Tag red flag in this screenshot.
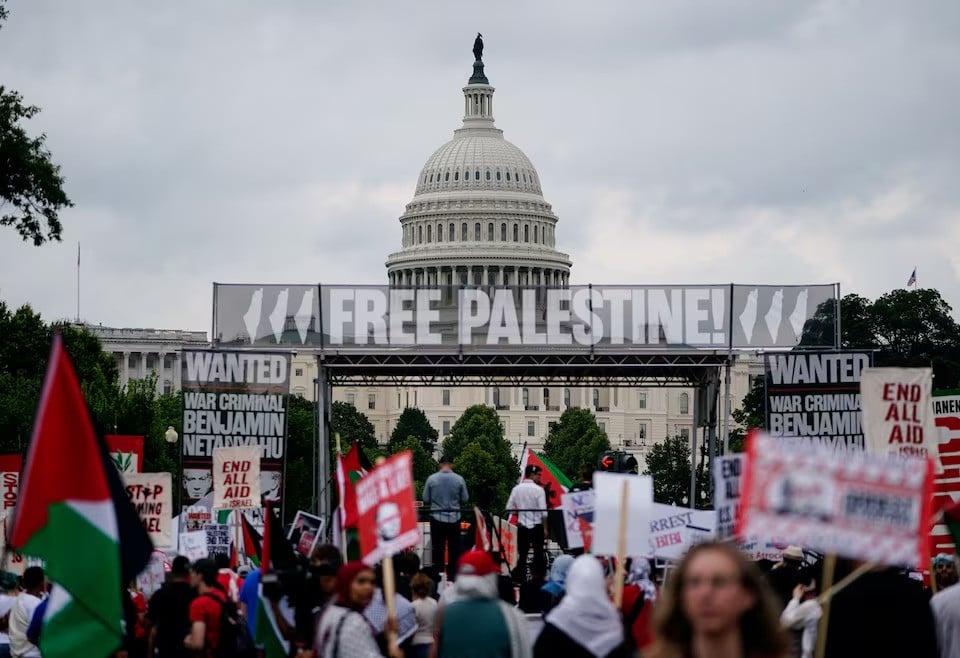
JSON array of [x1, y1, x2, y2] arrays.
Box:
[[520, 449, 573, 510], [336, 444, 365, 528]]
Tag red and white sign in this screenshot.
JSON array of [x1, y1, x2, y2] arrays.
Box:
[[0, 455, 22, 513], [739, 432, 935, 567], [213, 447, 261, 509], [106, 435, 145, 473], [123, 472, 173, 548], [355, 452, 420, 565], [931, 392, 960, 559], [861, 368, 941, 469]]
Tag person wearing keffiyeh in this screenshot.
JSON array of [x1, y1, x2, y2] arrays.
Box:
[[621, 558, 657, 654]]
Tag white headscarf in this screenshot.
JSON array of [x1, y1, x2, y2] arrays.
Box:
[[545, 555, 624, 657], [627, 558, 658, 603]]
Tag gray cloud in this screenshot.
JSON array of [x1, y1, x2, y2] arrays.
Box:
[[1, 0, 958, 331]]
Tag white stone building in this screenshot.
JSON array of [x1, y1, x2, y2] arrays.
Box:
[[329, 53, 755, 460]]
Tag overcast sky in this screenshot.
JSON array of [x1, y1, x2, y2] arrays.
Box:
[[1, 0, 958, 333]]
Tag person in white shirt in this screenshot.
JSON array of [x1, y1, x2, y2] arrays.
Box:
[[505, 465, 547, 583], [9, 567, 45, 658], [931, 565, 960, 658], [780, 582, 821, 658]]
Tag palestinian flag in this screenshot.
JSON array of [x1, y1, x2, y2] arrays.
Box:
[[944, 498, 960, 552], [336, 443, 370, 528], [519, 448, 573, 509], [254, 503, 296, 658], [241, 512, 263, 567], [9, 336, 152, 658]]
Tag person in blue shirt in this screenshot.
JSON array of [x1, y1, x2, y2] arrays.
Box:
[[422, 457, 469, 581]]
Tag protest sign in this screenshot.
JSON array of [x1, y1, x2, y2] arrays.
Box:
[[765, 352, 870, 452], [713, 455, 743, 540], [861, 367, 941, 468], [181, 350, 289, 520], [648, 503, 716, 561], [213, 446, 261, 509], [739, 432, 935, 566], [204, 523, 232, 557], [561, 489, 595, 552], [931, 391, 960, 557], [591, 473, 653, 557], [0, 455, 21, 515], [0, 511, 25, 575], [355, 451, 420, 565], [179, 530, 208, 561], [106, 435, 144, 473], [123, 472, 172, 548], [288, 511, 325, 557], [136, 551, 171, 598]]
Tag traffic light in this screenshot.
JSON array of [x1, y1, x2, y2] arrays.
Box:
[[598, 450, 639, 474]]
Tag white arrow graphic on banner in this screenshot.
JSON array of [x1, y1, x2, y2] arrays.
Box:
[[294, 290, 313, 344], [765, 289, 783, 342], [268, 289, 289, 344], [242, 288, 263, 344], [739, 288, 758, 344]]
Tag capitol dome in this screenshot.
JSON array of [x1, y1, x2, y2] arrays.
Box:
[[386, 48, 572, 289]]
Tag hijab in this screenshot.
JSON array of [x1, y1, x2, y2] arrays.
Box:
[[542, 554, 575, 597], [334, 561, 373, 611], [545, 555, 624, 658]]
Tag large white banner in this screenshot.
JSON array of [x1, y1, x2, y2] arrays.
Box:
[[861, 367, 941, 469], [713, 455, 743, 541], [213, 446, 261, 509], [123, 473, 173, 548]]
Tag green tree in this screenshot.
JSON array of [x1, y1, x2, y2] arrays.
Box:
[[0, 4, 73, 246], [389, 435, 438, 499], [727, 376, 765, 454], [543, 408, 609, 480], [442, 405, 517, 511], [643, 435, 708, 507], [330, 400, 377, 452], [283, 395, 316, 522], [388, 408, 439, 454]]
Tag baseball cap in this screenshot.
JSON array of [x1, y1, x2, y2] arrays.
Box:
[[457, 550, 497, 577]]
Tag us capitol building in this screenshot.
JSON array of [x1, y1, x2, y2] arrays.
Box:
[[85, 40, 755, 460]]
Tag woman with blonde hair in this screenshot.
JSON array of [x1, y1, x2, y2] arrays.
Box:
[[651, 542, 788, 658]]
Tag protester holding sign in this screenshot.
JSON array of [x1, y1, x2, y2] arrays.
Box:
[[651, 542, 788, 658]]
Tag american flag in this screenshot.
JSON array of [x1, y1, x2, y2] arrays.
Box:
[[907, 267, 917, 287]]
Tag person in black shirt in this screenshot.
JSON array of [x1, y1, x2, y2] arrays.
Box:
[[147, 556, 197, 658]]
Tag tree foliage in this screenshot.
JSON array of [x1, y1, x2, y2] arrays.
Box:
[[0, 3, 73, 246], [283, 395, 316, 522], [543, 408, 609, 480], [643, 435, 709, 507], [389, 435, 438, 499], [442, 405, 517, 511], [388, 407, 438, 455], [330, 400, 377, 452]]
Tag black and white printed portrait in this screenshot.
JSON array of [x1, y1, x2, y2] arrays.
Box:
[[183, 468, 213, 499]]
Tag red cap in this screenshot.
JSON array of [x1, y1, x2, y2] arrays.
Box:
[[457, 550, 497, 577]]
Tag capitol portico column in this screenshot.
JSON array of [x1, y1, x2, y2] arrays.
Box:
[[482, 265, 489, 286], [139, 351, 147, 381], [173, 351, 182, 391]]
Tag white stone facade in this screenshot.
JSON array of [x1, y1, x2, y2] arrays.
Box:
[[80, 324, 209, 395]]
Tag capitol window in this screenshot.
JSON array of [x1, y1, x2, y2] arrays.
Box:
[[445, 171, 449, 181], [496, 171, 501, 181], [524, 224, 529, 242], [461, 223, 468, 240], [679, 393, 690, 415], [438, 224, 443, 241], [488, 223, 494, 241], [513, 224, 519, 241], [418, 225, 423, 243], [474, 223, 481, 240], [506, 171, 511, 181], [486, 170, 491, 181], [475, 170, 480, 181], [427, 225, 432, 242], [450, 223, 455, 241], [454, 171, 460, 181], [500, 223, 506, 241], [429, 173, 433, 183], [534, 226, 538, 243]]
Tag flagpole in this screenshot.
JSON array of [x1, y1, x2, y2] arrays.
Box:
[[76, 242, 80, 323]]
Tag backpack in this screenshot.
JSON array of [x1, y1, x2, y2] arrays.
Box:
[[203, 592, 256, 658]]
